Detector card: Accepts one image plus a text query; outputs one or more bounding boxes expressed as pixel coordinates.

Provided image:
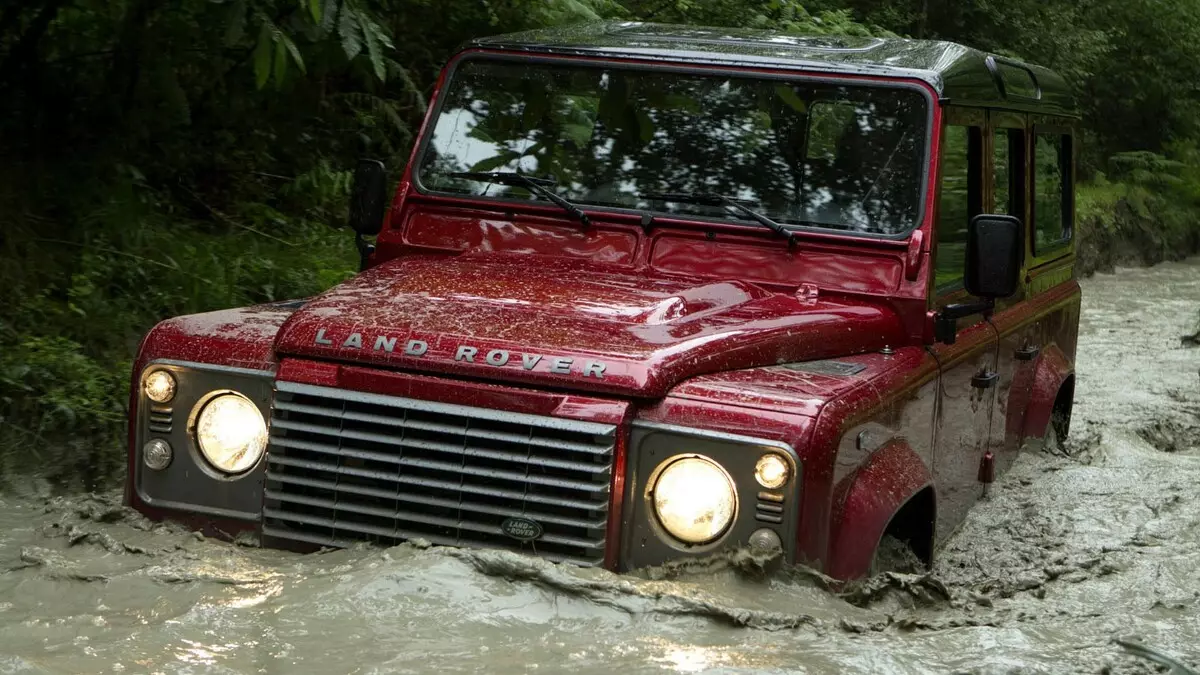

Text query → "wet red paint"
[273,254,909,398]
[126,46,1082,581]
[827,440,933,580]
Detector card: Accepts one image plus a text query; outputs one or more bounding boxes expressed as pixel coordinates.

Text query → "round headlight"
[195,394,267,474]
[651,457,736,545]
[144,370,176,404]
[755,453,791,489]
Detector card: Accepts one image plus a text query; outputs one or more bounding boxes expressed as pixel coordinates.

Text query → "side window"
[992,128,1025,216]
[1033,132,1072,254]
[936,124,982,291]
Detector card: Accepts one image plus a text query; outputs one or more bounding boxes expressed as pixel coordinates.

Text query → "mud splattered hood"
[273,254,906,398]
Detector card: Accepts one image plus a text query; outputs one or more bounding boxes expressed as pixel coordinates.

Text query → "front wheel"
[868,534,924,576]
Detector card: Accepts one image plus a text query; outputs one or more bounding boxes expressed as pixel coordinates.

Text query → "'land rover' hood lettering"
[273,255,906,397]
[313,327,608,379]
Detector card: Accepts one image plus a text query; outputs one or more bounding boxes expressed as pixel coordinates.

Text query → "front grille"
[262,381,617,565]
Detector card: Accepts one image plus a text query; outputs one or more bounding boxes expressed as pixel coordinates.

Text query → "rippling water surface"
[2,259,1198,674]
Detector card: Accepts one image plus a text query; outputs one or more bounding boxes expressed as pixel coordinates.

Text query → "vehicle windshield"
[417,59,930,236]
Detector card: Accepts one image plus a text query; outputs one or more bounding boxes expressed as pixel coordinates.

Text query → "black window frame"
[933,108,984,296]
[989,114,1027,219]
[1030,124,1074,259]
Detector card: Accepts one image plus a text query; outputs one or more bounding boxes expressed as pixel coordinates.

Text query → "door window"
[992,128,1025,216]
[936,124,982,291]
[1033,132,1072,255]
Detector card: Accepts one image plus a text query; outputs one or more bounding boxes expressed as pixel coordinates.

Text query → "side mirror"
[965,214,1023,299]
[348,159,388,236]
[933,214,1024,345]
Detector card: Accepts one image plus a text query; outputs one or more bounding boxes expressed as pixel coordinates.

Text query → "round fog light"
[651,457,736,545]
[143,439,173,470]
[755,453,791,489]
[144,370,176,404]
[196,393,267,474]
[748,528,782,554]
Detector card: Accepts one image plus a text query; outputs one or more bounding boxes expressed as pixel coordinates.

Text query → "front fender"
[826,439,932,581]
[1023,344,1073,439]
[125,301,301,510]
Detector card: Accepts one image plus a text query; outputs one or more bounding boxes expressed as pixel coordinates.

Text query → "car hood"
[273,254,906,398]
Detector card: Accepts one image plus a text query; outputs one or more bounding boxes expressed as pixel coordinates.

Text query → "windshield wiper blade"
[448,171,590,228]
[641,192,792,241]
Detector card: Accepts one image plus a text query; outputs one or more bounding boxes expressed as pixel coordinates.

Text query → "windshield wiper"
[448,171,590,228]
[640,192,795,245]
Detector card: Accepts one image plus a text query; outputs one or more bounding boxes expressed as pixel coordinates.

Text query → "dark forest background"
[2,0,1200,485]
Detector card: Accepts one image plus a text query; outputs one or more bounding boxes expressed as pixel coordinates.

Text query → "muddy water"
[2,260,1198,675]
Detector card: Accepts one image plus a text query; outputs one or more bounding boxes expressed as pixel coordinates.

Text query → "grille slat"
[263,382,616,566]
[267,455,607,511]
[275,400,612,456]
[271,417,612,475]
[269,435,608,493]
[264,491,605,549]
[266,472,607,529]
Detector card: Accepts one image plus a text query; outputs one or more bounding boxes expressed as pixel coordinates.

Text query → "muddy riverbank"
[1,259,1198,674]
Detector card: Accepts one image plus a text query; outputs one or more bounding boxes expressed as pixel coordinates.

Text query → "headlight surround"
[650,456,737,545]
[195,392,268,474]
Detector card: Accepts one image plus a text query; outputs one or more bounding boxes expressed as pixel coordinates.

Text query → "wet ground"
[1,259,1198,674]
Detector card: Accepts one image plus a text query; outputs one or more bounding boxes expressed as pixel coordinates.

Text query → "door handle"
[971,371,999,389]
[1015,345,1041,361]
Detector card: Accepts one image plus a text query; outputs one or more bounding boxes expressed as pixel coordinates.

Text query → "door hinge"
[971,371,999,389]
[1015,345,1041,361]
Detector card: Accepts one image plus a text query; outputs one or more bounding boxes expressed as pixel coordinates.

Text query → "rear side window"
[936,124,982,291]
[1033,132,1072,255]
[993,128,1025,216]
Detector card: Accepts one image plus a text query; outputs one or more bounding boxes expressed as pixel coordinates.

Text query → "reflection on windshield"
[418,59,929,235]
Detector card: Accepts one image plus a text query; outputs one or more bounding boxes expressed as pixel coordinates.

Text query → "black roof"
[468,22,1077,117]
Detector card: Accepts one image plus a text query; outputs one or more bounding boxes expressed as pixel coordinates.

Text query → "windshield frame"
[411,51,936,242]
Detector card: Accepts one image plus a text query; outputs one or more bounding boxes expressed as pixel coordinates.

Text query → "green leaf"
[469,151,520,173]
[467,125,499,144]
[360,11,386,80]
[308,0,322,24]
[253,22,273,89]
[338,3,362,61]
[279,31,306,74]
[321,0,339,32]
[273,39,288,88]
[562,122,593,147]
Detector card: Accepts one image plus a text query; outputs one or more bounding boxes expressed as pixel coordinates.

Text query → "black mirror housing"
[965,214,1023,299]
[348,159,388,236]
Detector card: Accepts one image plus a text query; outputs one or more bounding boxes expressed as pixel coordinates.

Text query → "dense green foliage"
[3,0,1200,483]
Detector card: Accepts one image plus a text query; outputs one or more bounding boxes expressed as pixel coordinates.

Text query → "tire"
[869,534,924,576]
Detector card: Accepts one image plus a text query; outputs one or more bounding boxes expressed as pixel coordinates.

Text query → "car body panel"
[125,24,1081,581]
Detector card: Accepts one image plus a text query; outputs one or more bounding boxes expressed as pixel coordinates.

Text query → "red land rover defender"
[127,22,1080,580]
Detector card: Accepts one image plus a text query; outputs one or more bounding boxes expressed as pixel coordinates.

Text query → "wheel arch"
[1023,344,1075,440]
[826,439,935,580]
[879,484,937,569]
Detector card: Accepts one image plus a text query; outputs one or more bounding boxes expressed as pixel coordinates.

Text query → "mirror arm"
[354,233,375,272]
[934,298,995,345]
